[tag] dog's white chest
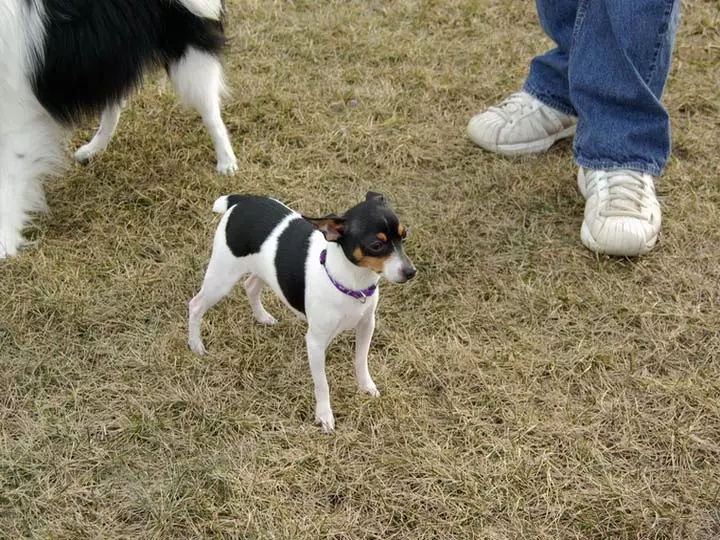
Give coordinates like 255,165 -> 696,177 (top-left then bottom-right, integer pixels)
334,305 -> 369,332
307,290 -> 375,339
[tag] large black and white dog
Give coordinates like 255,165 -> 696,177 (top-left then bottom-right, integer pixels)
0,0 -> 237,258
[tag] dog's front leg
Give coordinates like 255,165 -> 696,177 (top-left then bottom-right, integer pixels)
306,329 -> 334,433
355,309 -> 380,397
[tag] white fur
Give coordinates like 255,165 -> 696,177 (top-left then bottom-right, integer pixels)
0,0 -> 237,259
169,48 -> 238,174
0,0 -> 65,258
177,0 -> 222,21
79,47 -> 237,175
74,101 -> 124,163
188,200 -> 410,433
383,251 -> 410,283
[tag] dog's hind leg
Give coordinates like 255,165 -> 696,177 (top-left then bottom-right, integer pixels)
168,47 -> 238,175
244,274 -> 278,325
74,101 -> 124,164
0,112 -> 64,259
188,240 -> 247,355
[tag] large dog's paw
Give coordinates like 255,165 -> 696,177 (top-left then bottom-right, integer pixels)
74,143 -> 97,164
315,407 -> 335,434
359,382 -> 380,398
187,337 -> 207,356
216,156 -> 238,176
0,228 -> 23,259
254,312 -> 278,326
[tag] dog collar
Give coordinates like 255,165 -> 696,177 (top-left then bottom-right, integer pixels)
320,249 -> 377,302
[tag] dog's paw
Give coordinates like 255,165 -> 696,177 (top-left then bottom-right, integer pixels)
359,383 -> 380,398
216,157 -> 238,176
254,313 -> 278,326
315,408 -> 335,434
74,144 -> 96,164
0,228 -> 23,259
188,339 -> 207,356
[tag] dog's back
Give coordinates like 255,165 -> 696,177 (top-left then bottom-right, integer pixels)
213,195 -> 302,260
212,195 -> 316,315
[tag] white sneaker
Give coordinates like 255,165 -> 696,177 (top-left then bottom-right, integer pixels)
579,168 -> 661,256
467,91 -> 577,155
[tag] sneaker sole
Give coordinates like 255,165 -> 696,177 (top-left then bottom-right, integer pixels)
580,221 -> 658,257
469,124 -> 577,156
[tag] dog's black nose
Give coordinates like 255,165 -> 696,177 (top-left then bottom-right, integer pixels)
403,267 -> 417,280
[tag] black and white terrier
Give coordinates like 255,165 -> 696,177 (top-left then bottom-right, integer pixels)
188,192 -> 417,432
0,0 -> 237,259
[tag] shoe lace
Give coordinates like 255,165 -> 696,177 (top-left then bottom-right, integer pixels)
594,171 -> 653,219
487,92 -> 535,122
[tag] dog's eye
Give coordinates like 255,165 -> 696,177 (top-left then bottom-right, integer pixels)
368,240 -> 385,253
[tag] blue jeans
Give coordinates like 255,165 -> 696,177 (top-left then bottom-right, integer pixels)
523,0 -> 680,176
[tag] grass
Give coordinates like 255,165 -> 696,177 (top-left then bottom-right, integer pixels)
2,0 -> 720,538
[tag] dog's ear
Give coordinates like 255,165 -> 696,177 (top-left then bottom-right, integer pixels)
365,191 -> 387,205
304,214 -> 346,242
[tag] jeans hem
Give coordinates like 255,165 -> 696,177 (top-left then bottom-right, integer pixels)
573,156 -> 664,177
522,82 -> 577,117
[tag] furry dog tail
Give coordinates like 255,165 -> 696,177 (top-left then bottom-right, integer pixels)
177,0 -> 223,20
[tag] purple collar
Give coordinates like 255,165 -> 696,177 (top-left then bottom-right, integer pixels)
320,249 -> 377,302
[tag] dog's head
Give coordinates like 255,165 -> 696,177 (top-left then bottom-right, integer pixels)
305,191 -> 416,283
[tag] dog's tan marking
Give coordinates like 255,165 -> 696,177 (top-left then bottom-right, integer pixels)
354,248 -> 389,273
353,247 -> 364,263
398,224 -> 406,237
376,232 -> 387,242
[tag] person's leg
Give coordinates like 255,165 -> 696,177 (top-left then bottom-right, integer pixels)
569,0 -> 680,256
467,0 -> 579,155
570,0 -> 680,176
523,0 -> 580,117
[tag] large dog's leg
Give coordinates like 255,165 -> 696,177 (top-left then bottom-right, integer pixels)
74,101 -> 124,164
0,113 -> 64,259
168,46 -> 238,175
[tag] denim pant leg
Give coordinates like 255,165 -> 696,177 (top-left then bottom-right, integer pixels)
523,0 -> 580,117
570,0 -> 681,176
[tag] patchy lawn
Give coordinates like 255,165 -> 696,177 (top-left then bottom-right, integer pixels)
1,1 -> 719,538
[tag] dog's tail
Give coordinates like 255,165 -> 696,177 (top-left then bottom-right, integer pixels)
212,194 -> 243,214
176,0 -> 223,21
212,195 -> 230,214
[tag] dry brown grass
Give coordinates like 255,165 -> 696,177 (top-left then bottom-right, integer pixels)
2,1 -> 720,538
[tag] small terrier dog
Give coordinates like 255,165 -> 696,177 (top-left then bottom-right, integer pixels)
188,191 -> 416,432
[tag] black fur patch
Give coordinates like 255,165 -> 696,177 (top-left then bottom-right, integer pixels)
32,0 -> 226,124
274,219 -> 314,315
224,196 -> 293,259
